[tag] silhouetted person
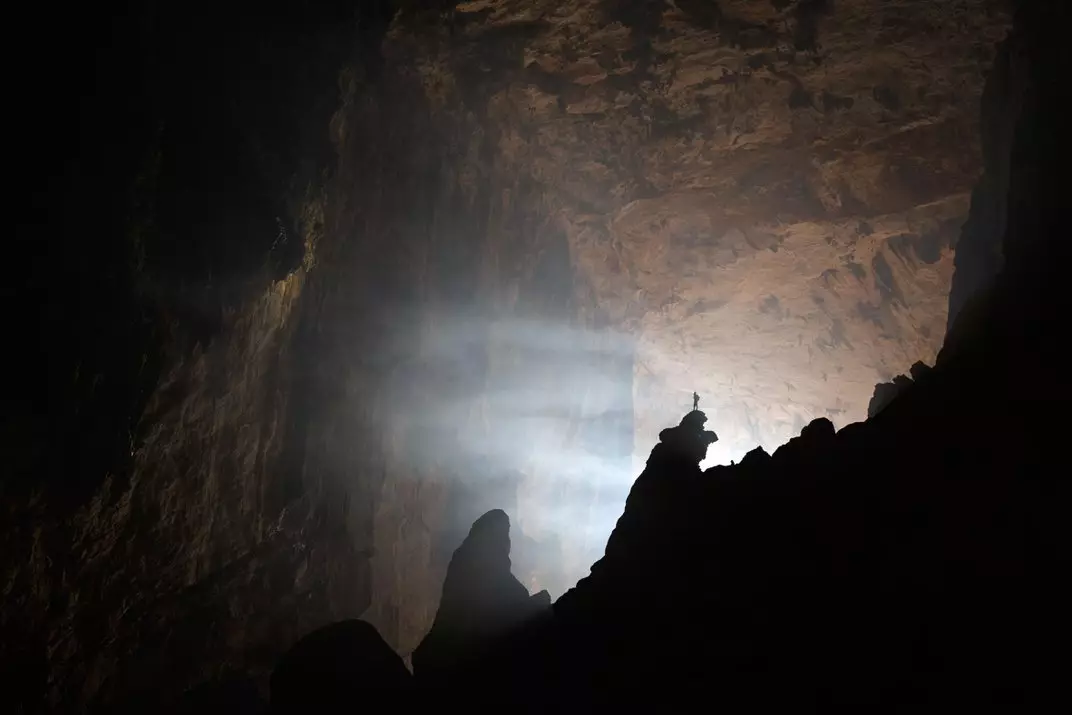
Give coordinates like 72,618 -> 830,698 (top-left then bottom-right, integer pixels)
270,620 -> 412,713
412,509 -> 549,683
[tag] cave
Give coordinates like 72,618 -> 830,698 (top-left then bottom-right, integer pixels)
6,0 -> 1067,711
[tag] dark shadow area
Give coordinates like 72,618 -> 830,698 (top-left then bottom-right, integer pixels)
12,0 -> 394,509
270,620 -> 413,713
168,675 -> 265,715
0,629 -> 48,715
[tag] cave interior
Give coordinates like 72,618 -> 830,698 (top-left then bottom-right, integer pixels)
6,0 -> 1069,711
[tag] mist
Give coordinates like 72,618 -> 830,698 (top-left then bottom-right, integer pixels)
388,314 -> 633,595
390,306 -> 827,597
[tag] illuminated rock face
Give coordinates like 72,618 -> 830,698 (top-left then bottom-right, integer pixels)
395,0 -> 1007,464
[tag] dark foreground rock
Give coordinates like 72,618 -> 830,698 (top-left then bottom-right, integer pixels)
412,509 -> 550,682
270,620 -> 413,712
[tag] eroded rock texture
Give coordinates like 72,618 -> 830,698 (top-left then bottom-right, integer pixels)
394,0 -> 1008,467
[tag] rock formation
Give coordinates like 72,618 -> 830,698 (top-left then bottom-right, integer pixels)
866,358 -> 932,417
270,619 -> 413,711
412,509 -> 549,681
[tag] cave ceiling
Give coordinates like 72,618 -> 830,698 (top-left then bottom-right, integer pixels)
393,0 -> 1009,464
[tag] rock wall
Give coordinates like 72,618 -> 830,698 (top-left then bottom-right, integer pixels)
5,217 -> 365,709
6,3 -> 393,710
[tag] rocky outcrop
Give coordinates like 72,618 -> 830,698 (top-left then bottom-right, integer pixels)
865,358 -> 932,417
4,5 -> 391,711
270,619 -> 413,712
412,509 -> 549,680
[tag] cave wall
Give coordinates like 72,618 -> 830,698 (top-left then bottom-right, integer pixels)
7,3 -> 396,709
386,0 -> 1009,467
945,30 -> 1025,330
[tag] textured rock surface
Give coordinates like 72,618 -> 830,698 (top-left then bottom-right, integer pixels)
394,0 -> 1008,466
